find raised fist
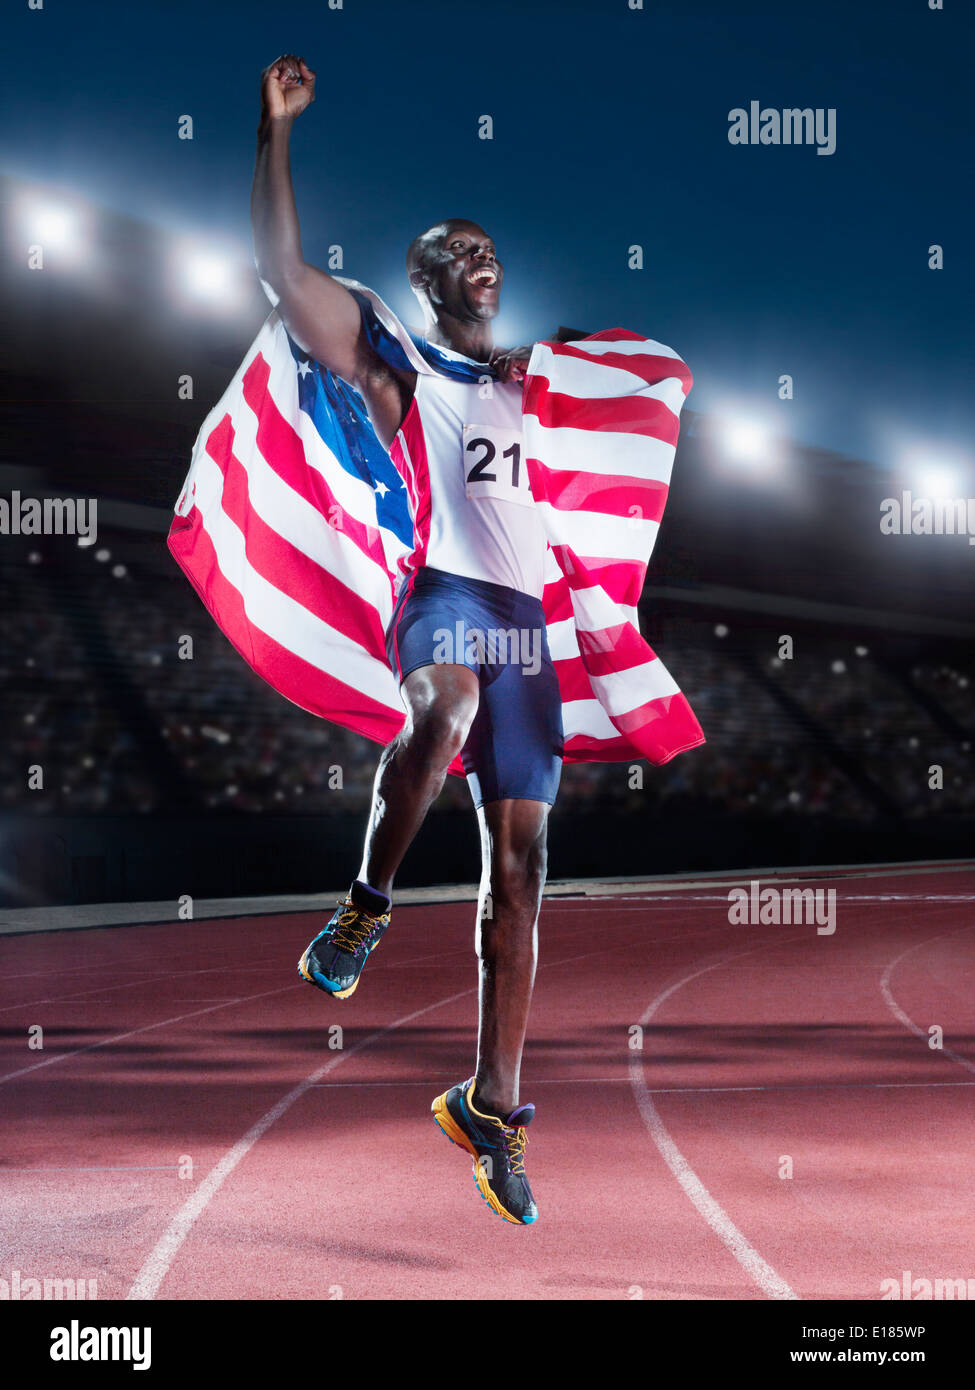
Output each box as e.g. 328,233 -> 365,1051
260,55 -> 316,121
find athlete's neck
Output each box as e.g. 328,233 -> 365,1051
425,313 -> 493,364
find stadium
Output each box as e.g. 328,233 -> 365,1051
3,179 -> 972,906
1,0 -> 973,1345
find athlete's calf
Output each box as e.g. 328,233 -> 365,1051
473,798 -> 549,1116
359,663 -> 479,898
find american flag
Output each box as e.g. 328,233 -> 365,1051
168,281 -> 704,773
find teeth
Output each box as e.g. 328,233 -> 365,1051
469,268 -> 496,285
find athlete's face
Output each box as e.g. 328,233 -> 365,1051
418,222 -> 503,322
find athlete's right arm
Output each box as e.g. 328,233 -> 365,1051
251,55 -> 412,444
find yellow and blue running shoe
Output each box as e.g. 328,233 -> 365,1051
297,881 -> 391,1000
431,1078 -> 538,1225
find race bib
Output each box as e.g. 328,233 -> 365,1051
463,423 -> 534,508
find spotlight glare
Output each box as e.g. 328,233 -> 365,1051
916,466 -> 958,499
893,437 -> 970,500
18,196 -> 88,267
718,415 -> 779,475
27,202 -> 76,247
178,245 -> 243,310
728,421 -> 767,457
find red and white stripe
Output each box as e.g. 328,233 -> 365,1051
169,301 -> 704,775
169,312 -> 407,747
523,330 -> 704,764
387,397 -> 432,578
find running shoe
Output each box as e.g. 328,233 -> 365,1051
431,1077 -> 538,1225
297,881 -> 390,1000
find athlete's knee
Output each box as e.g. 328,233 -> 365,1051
405,698 -> 473,764
490,832 -> 547,909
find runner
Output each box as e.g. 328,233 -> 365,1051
248,52 -> 696,1224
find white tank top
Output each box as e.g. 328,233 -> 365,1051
388,358 -> 548,600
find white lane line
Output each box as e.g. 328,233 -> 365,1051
558,894 -> 975,905
566,861 -> 975,899
629,935 -> 804,1301
126,984 -> 476,1301
0,933 -> 510,1017
880,920 -> 975,1078
2,1165 -> 180,1174
0,985 -> 300,1086
6,860 -> 972,937
0,919 -> 714,1087
641,1078 -> 975,1094
307,1077 -> 975,1093
124,941 -> 605,1302
0,958 -> 281,1016
0,977 -> 167,1013
0,950 -> 262,982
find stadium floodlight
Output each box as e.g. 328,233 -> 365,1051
725,419 -> 769,459
17,195 -> 88,268
185,251 -> 232,298
915,465 -> 959,499
891,436 -> 969,499
716,413 -> 780,477
176,243 -> 246,311
31,204 -> 74,247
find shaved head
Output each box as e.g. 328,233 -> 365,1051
406,219 -> 474,277
403,218 -> 503,351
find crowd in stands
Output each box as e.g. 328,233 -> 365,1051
2,551 -> 972,824
911,663 -> 973,729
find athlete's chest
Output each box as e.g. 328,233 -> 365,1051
416,376 -> 533,509
418,375 -> 524,433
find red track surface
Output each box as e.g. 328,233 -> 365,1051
2,864 -> 974,1301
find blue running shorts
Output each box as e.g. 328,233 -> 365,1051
385,567 -> 564,808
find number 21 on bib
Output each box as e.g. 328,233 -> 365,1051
463,423 -> 534,508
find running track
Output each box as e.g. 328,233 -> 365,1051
1,862 -> 974,1301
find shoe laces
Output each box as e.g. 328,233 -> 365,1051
501,1124 -> 528,1176
329,900 -> 386,954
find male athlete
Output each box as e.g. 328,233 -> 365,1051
253,55 -> 563,1225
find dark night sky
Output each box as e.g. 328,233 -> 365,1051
4,0 -> 972,468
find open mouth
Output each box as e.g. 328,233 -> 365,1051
466,266 -> 499,289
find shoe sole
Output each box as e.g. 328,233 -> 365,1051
430,1092 -> 535,1226
296,949 -> 360,1000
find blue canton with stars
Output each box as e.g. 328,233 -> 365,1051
288,290 -> 494,553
